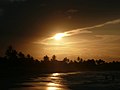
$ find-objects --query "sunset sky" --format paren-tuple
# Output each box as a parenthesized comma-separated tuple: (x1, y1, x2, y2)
(0, 0, 120, 61)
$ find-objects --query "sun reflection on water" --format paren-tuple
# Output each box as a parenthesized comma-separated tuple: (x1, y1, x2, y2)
(47, 82, 60, 90)
(13, 72, 81, 90)
(47, 83, 60, 87)
(46, 73, 65, 90)
(50, 73, 60, 79)
(31, 72, 68, 90)
(52, 73, 60, 76)
(47, 86, 60, 90)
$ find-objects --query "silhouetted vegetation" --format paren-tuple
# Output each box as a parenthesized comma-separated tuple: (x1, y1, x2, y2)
(0, 46, 120, 75)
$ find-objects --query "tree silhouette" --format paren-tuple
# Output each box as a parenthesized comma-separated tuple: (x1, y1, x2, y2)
(96, 59, 105, 65)
(77, 57, 83, 63)
(51, 55, 56, 61)
(63, 57, 69, 63)
(18, 52, 25, 59)
(0, 46, 120, 74)
(43, 55, 49, 62)
(5, 46, 18, 60)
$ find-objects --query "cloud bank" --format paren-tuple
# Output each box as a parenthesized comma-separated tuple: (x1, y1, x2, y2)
(37, 18, 120, 45)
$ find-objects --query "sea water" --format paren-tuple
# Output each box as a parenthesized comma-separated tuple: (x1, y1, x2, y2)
(1, 71, 120, 90)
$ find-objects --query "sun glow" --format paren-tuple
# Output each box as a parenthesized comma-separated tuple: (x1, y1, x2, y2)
(54, 33, 65, 40)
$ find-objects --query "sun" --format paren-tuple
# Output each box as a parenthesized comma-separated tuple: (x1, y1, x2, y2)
(54, 33, 65, 40)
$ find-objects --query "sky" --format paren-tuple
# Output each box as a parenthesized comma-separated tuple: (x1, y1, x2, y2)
(0, 0, 120, 61)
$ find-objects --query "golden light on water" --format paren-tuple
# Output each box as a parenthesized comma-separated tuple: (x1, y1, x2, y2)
(47, 86, 59, 90)
(52, 73, 59, 76)
(54, 33, 65, 40)
(28, 73, 70, 90)
(47, 83, 60, 90)
(47, 73, 61, 90)
(47, 83, 59, 87)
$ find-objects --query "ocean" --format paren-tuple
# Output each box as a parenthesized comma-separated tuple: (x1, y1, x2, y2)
(1, 71, 120, 90)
